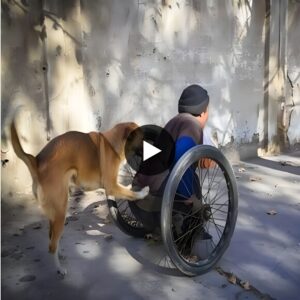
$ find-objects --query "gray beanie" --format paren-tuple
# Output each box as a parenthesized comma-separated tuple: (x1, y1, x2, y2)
(178, 84, 209, 115)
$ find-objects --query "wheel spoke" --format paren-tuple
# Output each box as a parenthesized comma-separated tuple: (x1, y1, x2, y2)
(211, 203, 228, 206)
(209, 219, 225, 230)
(180, 177, 193, 196)
(209, 217, 223, 239)
(206, 164, 220, 193)
(211, 217, 227, 222)
(202, 176, 225, 204)
(174, 192, 189, 199)
(211, 201, 229, 214)
(198, 166, 209, 187)
(211, 207, 228, 215)
(209, 189, 228, 206)
(174, 222, 203, 243)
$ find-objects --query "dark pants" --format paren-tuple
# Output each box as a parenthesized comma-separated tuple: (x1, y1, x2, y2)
(130, 168, 201, 232)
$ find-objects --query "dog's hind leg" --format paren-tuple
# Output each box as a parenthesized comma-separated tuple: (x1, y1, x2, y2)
(46, 187, 68, 276)
(49, 220, 53, 239)
(49, 212, 67, 276)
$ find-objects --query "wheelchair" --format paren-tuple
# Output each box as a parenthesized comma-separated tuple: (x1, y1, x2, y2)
(108, 145, 238, 276)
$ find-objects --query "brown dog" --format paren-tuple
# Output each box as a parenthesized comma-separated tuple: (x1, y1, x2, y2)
(10, 121, 149, 275)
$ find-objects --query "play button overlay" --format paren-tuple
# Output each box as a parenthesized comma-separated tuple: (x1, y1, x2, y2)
(143, 141, 161, 161)
(125, 124, 175, 176)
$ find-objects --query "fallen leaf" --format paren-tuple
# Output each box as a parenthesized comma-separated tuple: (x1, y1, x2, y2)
(104, 234, 113, 241)
(33, 223, 42, 230)
(19, 275, 36, 282)
(240, 280, 250, 290)
(238, 168, 246, 173)
(67, 216, 79, 221)
(267, 210, 277, 216)
(228, 273, 237, 284)
(280, 161, 298, 167)
(250, 176, 262, 182)
(188, 255, 198, 263)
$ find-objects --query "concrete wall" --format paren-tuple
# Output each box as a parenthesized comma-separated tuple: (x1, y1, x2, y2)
(1, 0, 300, 196)
(287, 0, 300, 145)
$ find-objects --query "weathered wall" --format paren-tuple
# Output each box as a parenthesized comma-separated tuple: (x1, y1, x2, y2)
(1, 0, 300, 196)
(287, 0, 300, 145)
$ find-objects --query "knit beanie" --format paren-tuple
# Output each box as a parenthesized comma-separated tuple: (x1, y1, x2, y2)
(178, 84, 209, 115)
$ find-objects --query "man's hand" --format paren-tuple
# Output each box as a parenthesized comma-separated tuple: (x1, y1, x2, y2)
(199, 158, 217, 169)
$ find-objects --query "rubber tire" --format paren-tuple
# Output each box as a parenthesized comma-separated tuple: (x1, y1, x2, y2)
(107, 198, 150, 238)
(161, 145, 238, 276)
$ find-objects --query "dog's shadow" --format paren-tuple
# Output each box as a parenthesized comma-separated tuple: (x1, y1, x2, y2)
(2, 190, 183, 290)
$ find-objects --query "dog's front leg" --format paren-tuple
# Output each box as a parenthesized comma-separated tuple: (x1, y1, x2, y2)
(107, 184, 149, 201)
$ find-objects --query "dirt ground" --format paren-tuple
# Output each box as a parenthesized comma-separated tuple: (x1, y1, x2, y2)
(1, 152, 300, 300)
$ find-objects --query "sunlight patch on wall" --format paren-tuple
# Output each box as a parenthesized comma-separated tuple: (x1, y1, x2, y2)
(105, 60, 124, 97)
(139, 1, 199, 49)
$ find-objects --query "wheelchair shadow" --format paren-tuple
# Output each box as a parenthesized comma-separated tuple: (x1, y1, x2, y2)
(80, 199, 184, 277)
(120, 237, 183, 277)
(65, 191, 184, 277)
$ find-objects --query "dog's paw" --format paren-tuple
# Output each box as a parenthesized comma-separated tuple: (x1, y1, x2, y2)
(57, 267, 67, 278)
(138, 186, 150, 199)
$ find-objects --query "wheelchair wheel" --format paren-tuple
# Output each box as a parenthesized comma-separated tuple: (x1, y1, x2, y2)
(161, 145, 238, 276)
(107, 161, 149, 238)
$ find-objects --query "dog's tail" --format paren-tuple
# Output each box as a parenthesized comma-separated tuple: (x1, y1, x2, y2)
(10, 120, 38, 181)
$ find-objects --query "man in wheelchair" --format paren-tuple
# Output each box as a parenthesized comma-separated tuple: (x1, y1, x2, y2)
(130, 84, 214, 247)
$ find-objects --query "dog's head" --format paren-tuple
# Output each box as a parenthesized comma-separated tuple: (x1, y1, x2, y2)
(119, 122, 144, 156)
(103, 122, 143, 160)
(121, 122, 140, 140)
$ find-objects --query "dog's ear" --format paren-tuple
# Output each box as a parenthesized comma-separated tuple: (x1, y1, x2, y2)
(123, 126, 132, 140)
(123, 122, 138, 140)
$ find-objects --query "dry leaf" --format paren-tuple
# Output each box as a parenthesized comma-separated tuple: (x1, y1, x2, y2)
(280, 161, 298, 167)
(228, 274, 237, 284)
(267, 210, 277, 216)
(250, 176, 262, 182)
(104, 234, 113, 241)
(238, 168, 246, 173)
(240, 280, 250, 290)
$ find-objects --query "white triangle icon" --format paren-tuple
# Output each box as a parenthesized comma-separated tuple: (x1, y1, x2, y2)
(143, 141, 162, 161)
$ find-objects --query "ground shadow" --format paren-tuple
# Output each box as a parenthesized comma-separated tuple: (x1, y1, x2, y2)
(244, 153, 300, 176)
